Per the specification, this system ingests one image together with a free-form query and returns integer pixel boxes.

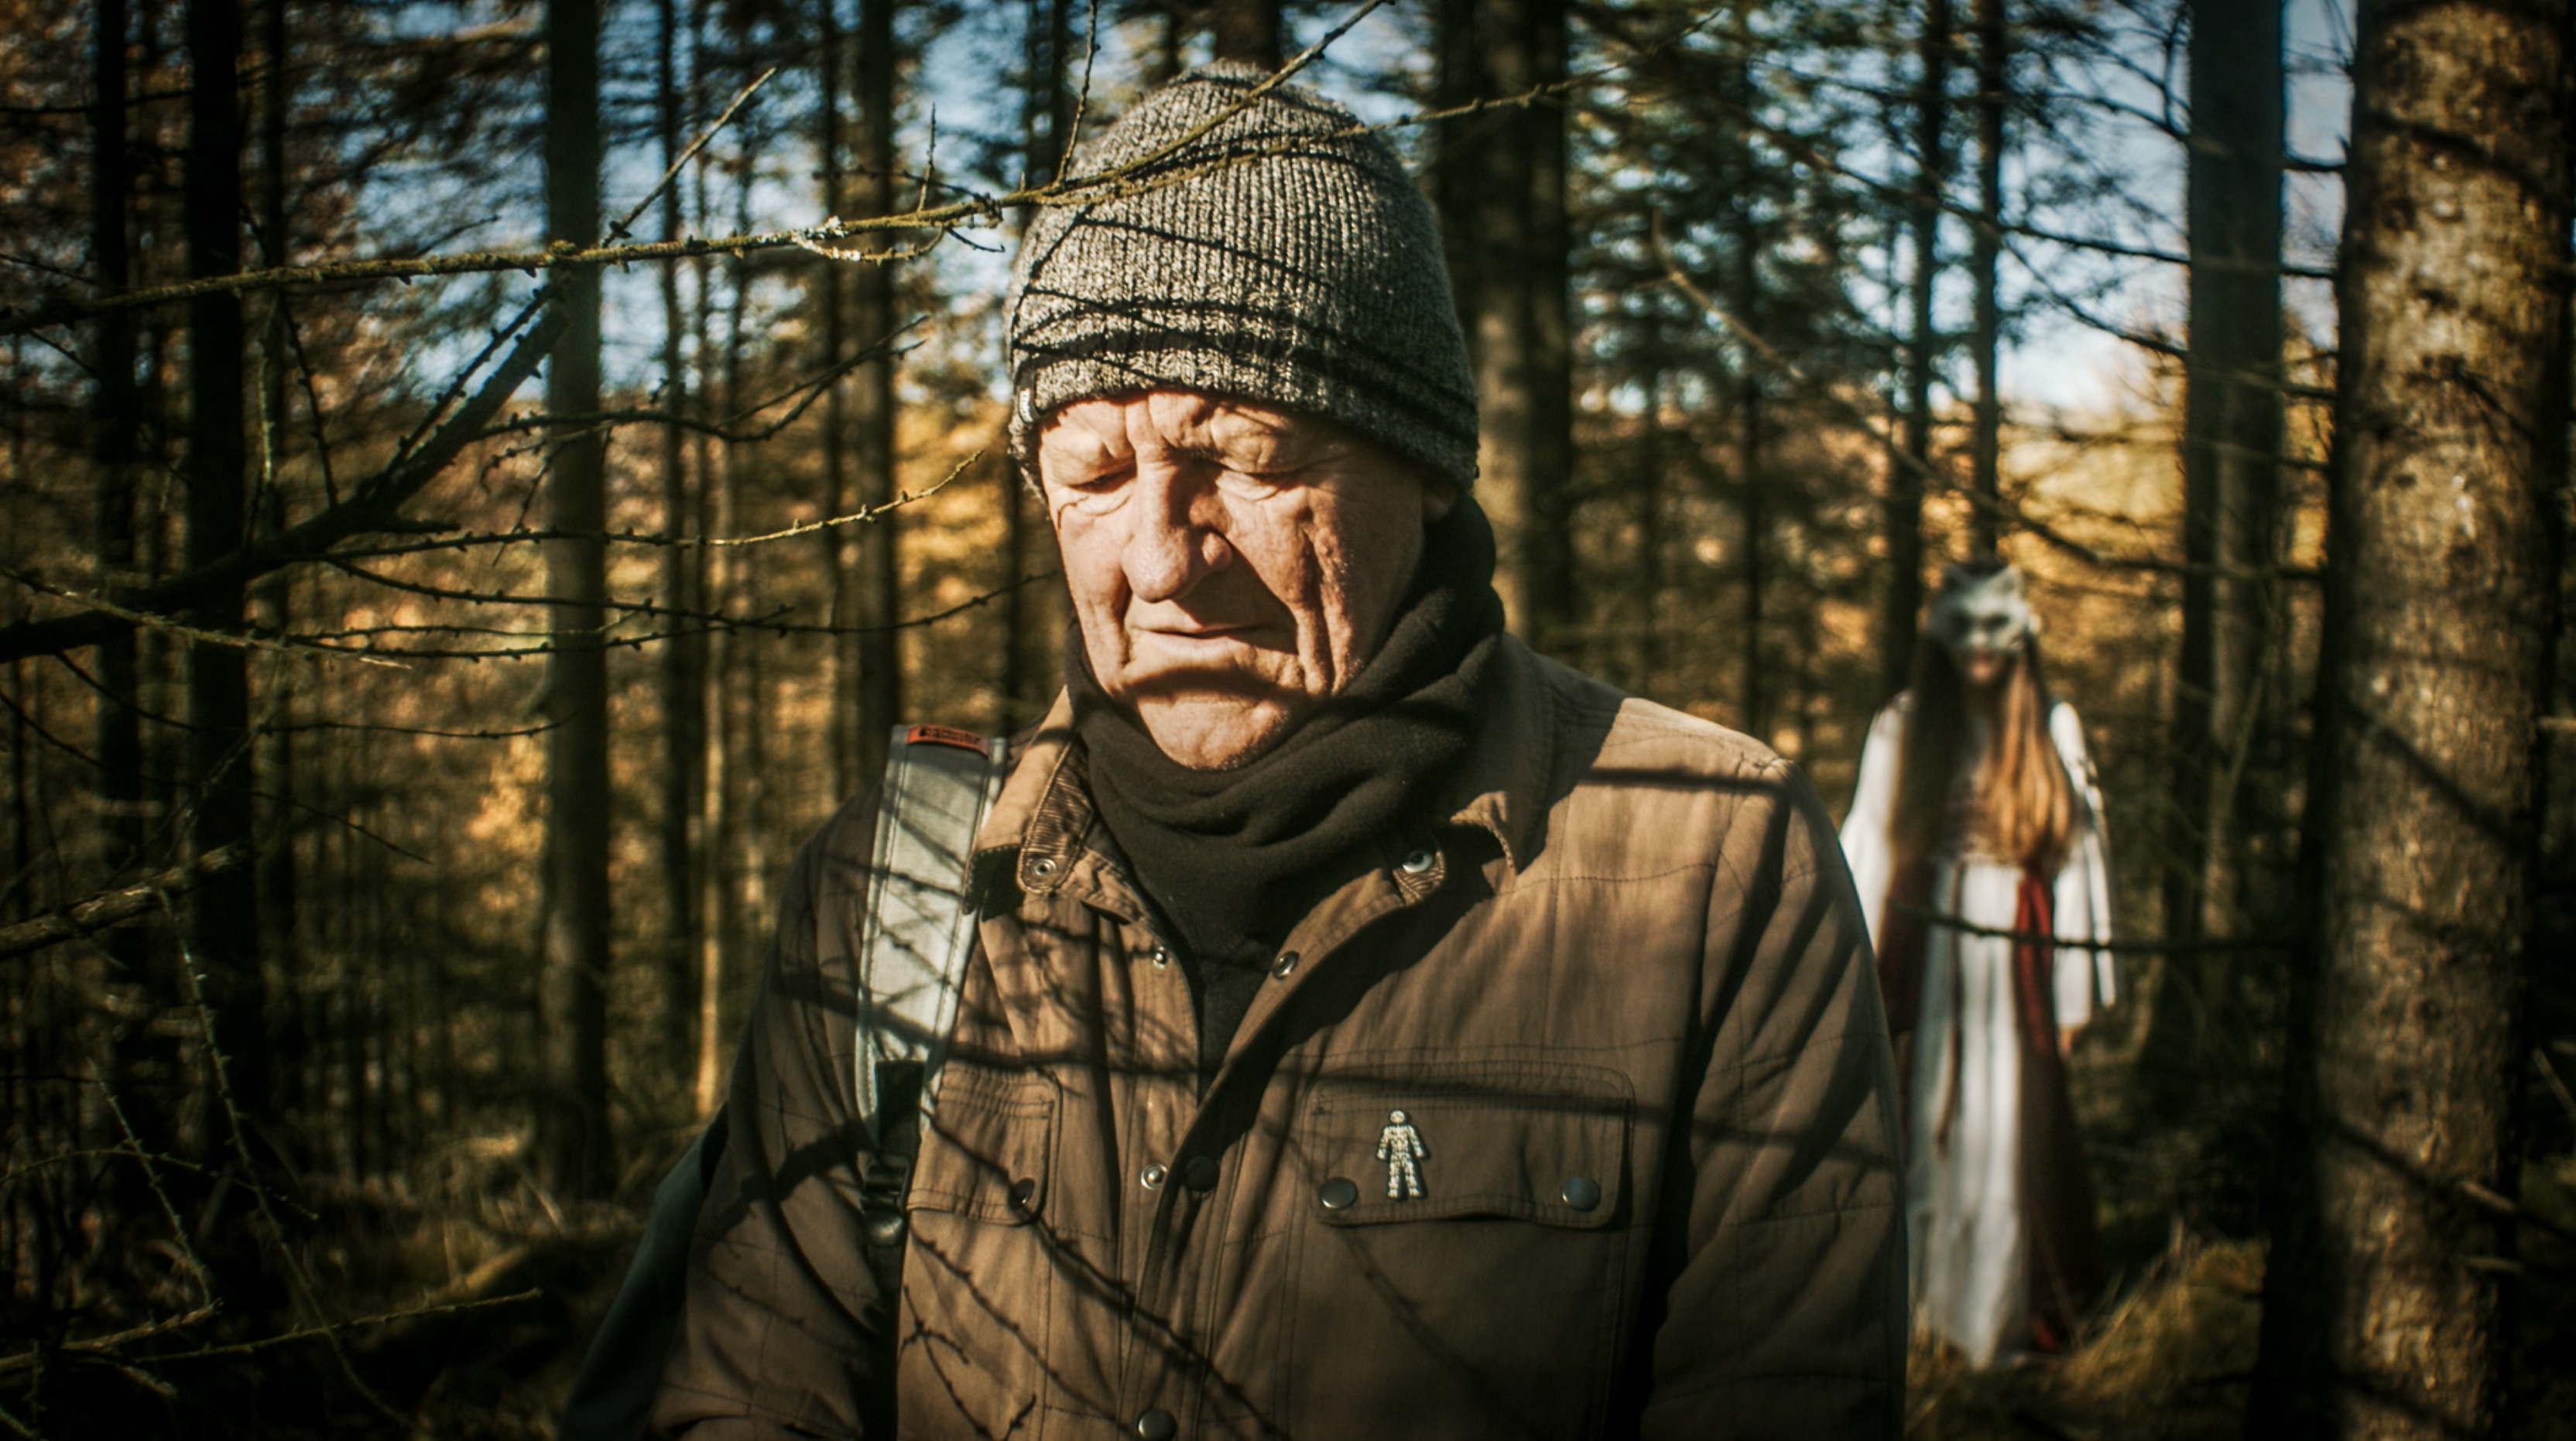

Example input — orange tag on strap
[904,724,988,755]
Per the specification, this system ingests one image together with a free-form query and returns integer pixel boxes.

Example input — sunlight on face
[1036,390,1455,770]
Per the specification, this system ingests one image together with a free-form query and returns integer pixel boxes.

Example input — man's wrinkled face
[1037,390,1454,770]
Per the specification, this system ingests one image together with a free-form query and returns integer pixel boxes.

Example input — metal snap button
[1271,950,1300,980]
[1134,1408,1177,1440]
[1008,1177,1039,1216]
[1149,945,1172,968]
[1399,848,1437,875]
[1182,1155,1219,1193]
[1560,1175,1602,1213]
[1027,855,1057,878]
[1318,1176,1359,1210]
[1139,1162,1169,1191]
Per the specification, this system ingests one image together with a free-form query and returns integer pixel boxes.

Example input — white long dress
[1838,694,2115,1365]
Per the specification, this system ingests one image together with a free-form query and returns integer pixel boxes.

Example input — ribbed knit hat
[1007,63,1479,488]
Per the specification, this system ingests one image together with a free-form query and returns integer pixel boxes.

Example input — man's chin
[1125,691,1303,771]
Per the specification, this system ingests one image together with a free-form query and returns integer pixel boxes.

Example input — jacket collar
[974,633,1559,895]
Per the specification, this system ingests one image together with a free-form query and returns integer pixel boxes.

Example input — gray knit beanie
[1007,63,1479,488]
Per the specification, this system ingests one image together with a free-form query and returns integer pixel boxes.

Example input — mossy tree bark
[2250,0,2571,1431]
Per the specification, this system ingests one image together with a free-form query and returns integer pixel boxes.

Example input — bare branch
[0,302,566,663]
[0,845,254,961]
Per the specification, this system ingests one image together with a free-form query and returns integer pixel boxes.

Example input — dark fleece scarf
[1067,498,1506,1077]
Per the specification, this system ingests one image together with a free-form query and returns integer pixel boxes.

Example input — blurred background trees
[0,0,2568,1435]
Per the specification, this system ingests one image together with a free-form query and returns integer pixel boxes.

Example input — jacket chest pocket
[1285,1061,1636,1441]
[896,1070,1060,1439]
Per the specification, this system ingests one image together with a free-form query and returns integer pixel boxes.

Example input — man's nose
[1122,460,1231,603]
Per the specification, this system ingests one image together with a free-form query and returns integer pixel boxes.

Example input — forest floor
[1906,1234,2260,1441]
[1903,1151,2576,1441]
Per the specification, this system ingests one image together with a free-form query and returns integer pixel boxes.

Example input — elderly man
[649,63,1903,1440]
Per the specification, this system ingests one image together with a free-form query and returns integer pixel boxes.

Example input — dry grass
[1905,1233,2262,1441]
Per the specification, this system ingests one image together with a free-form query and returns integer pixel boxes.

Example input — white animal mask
[1928,562,2035,666]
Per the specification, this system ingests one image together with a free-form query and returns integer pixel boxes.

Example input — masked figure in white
[1840,559,2115,1365]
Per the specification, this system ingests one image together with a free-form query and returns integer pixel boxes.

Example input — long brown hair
[1888,634,2075,874]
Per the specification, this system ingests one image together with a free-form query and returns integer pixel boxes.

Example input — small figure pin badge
[1376,1109,1427,1200]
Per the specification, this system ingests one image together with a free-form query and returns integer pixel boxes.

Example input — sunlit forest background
[2,0,2571,1434]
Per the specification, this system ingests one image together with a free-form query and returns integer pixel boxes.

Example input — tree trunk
[92,0,141,877]
[252,0,303,1129]
[184,0,266,1124]
[1735,215,1768,743]
[1146,1,1187,86]
[657,0,705,1099]
[1209,0,1280,69]
[697,125,754,1122]
[819,0,859,801]
[1630,337,1665,697]
[2248,0,2571,1432]
[1965,0,2003,554]
[1431,0,1485,366]
[94,0,177,1189]
[1466,0,1574,652]
[536,0,611,1200]
[853,0,901,773]
[1004,0,1074,724]
[2146,0,2283,1107]
[1881,0,1950,700]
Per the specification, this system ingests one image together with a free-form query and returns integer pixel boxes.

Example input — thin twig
[143,1290,543,1363]
[1885,902,2293,955]
[0,1304,220,1378]
[168,903,406,1422]
[609,67,777,241]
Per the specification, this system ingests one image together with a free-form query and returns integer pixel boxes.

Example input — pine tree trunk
[1965,0,2003,554]
[537,0,611,1200]
[2147,0,2283,1106]
[184,0,267,1124]
[853,0,901,773]
[1004,0,1073,724]
[2248,0,2571,1431]
[1431,0,1485,387]
[252,0,303,1126]
[91,0,141,877]
[1468,0,1574,651]
[697,135,752,1121]
[1630,339,1664,697]
[1735,216,1767,742]
[819,0,859,800]
[1882,0,1950,699]
[94,0,176,1188]
[657,0,705,1096]
[1208,0,1279,69]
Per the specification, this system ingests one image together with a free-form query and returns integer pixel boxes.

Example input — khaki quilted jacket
[649,637,1905,1440]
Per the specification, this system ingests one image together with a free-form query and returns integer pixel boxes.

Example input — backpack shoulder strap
[853,724,1009,1261]
[559,724,1005,1441]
